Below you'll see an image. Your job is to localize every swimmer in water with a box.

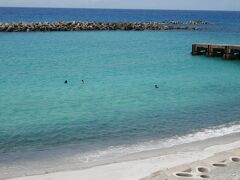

[155,84,159,89]
[64,80,68,84]
[81,80,85,84]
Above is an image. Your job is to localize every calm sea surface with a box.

[0,7,240,176]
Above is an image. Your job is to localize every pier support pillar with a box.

[192,44,198,55]
[224,46,231,60]
[207,45,213,56]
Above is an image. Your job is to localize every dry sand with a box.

[142,148,240,180]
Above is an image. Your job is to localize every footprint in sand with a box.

[175,172,193,178]
[174,156,240,179]
[212,163,227,167]
[175,166,210,179]
[197,167,209,173]
[196,167,210,179]
[230,157,240,163]
[199,174,210,179]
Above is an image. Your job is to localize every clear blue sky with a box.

[0,0,239,11]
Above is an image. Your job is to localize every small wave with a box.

[75,123,240,163]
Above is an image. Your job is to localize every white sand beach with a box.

[9,133,240,180]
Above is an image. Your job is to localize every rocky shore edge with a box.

[0,20,208,32]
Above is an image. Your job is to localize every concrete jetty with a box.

[192,43,240,60]
[0,21,208,32]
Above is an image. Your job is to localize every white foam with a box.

[75,123,240,163]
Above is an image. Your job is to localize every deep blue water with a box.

[1,8,240,33]
[0,8,240,175]
[0,7,239,23]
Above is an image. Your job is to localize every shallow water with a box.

[0,8,240,177]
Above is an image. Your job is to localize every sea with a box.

[0,7,240,178]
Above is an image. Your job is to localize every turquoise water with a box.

[1,30,240,154]
[1,8,240,178]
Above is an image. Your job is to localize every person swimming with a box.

[81,80,85,84]
[155,84,159,88]
[64,80,68,84]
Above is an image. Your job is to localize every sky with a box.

[0,0,240,11]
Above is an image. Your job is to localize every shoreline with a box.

[6,132,240,180]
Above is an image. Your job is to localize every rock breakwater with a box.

[0,21,208,32]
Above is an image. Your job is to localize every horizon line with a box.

[0,6,240,12]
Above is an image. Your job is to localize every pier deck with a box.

[192,43,240,60]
